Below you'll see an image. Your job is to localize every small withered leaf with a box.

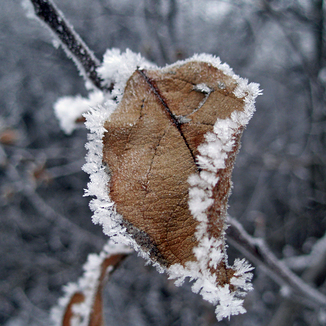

[88,254,127,326]
[102,61,243,268]
[62,292,85,326]
[84,53,260,320]
[55,242,130,326]
[0,128,20,145]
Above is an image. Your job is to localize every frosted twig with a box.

[283,232,326,272]
[268,233,326,326]
[29,0,111,91]
[227,216,326,309]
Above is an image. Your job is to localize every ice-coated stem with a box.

[227,215,326,309]
[51,240,133,326]
[29,0,111,91]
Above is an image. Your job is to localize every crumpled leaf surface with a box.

[102,61,243,273]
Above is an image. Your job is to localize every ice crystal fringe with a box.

[54,49,154,135]
[79,50,261,320]
[54,91,105,134]
[50,238,132,326]
[165,54,260,320]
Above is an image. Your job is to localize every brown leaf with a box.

[62,292,85,326]
[31,164,53,185]
[75,116,86,124]
[58,251,128,326]
[102,61,243,275]
[88,254,127,326]
[83,54,260,320]
[0,129,20,145]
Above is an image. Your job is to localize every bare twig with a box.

[29,0,111,91]
[227,216,326,309]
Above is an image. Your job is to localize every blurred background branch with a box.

[227,216,326,309]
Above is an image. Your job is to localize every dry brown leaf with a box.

[57,249,129,326]
[88,254,127,326]
[84,53,260,320]
[103,61,243,275]
[75,116,87,124]
[62,292,85,326]
[30,164,53,185]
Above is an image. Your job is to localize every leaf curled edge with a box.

[83,52,262,320]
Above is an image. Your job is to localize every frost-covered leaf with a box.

[61,292,85,326]
[84,51,261,320]
[51,240,132,326]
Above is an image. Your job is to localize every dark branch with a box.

[29,0,112,92]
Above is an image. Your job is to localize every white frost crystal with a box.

[54,48,154,135]
[80,50,261,321]
[51,239,132,326]
[166,54,260,320]
[54,90,105,134]
[97,48,154,103]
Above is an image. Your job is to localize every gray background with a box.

[1,0,325,325]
